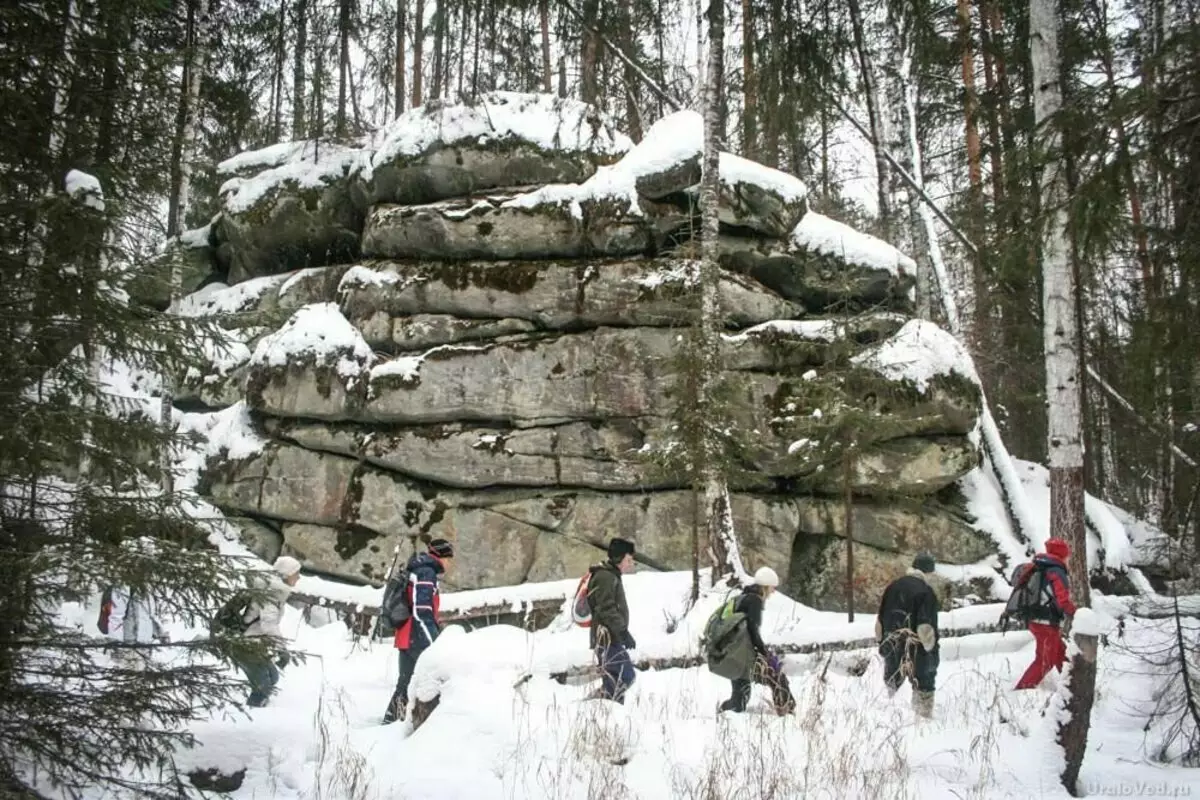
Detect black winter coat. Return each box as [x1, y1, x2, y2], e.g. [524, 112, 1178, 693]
[586, 561, 629, 649]
[734, 586, 770, 658]
[876, 572, 940, 652]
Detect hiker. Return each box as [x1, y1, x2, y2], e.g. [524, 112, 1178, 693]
[98, 586, 168, 667]
[875, 553, 940, 718]
[237, 555, 302, 707]
[383, 538, 455, 724]
[717, 566, 795, 715]
[586, 537, 638, 704]
[1014, 537, 1077, 690]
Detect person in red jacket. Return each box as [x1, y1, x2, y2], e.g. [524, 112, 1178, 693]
[1015, 537, 1077, 690]
[382, 538, 454, 724]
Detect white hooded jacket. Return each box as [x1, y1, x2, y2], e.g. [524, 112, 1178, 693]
[242, 574, 292, 638]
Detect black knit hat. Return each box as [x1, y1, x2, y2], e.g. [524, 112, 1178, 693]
[912, 553, 935, 573]
[428, 538, 454, 558]
[607, 537, 635, 563]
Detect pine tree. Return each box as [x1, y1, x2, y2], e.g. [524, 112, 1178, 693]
[0, 3, 280, 795]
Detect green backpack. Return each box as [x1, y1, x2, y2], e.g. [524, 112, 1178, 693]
[703, 597, 755, 680]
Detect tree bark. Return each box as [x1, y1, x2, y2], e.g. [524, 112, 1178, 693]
[580, 0, 600, 105]
[741, 0, 756, 159]
[699, 0, 745, 583]
[846, 0, 891, 236]
[294, 0, 308, 137]
[1031, 0, 1094, 788]
[336, 0, 351, 137]
[958, 0, 983, 198]
[393, 0, 405, 118]
[979, 0, 1005, 209]
[431, 1, 444, 101]
[411, 0, 425, 108]
[273, 0, 286, 141]
[539, 0, 552, 92]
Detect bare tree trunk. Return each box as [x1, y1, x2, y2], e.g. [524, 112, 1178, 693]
[979, 0, 1004, 208]
[540, 0, 552, 92]
[846, 0, 891, 236]
[166, 0, 195, 240]
[580, 0, 600, 105]
[273, 0, 286, 141]
[1032, 0, 1095, 789]
[899, 35, 937, 322]
[699, 0, 745, 583]
[313, 11, 326, 138]
[431, 1, 444, 101]
[393, 0, 406, 117]
[412, 0, 425, 107]
[620, 4, 642, 141]
[958, 0, 983, 197]
[843, 443, 855, 622]
[336, 0, 351, 137]
[294, 0, 308, 136]
[161, 0, 209, 494]
[741, 0, 756, 158]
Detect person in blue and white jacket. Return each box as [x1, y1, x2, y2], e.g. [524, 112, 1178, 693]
[382, 538, 454, 724]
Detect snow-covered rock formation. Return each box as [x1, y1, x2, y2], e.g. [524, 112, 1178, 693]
[161, 92, 1111, 611]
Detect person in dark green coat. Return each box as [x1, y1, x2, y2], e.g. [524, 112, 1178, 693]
[717, 566, 795, 715]
[586, 538, 637, 703]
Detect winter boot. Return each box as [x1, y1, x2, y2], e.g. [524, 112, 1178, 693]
[913, 690, 934, 719]
[382, 694, 407, 725]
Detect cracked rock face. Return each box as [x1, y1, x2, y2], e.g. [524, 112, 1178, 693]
[187, 95, 991, 609]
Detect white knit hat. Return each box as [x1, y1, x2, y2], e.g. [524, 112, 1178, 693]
[753, 566, 780, 587]
[273, 555, 302, 578]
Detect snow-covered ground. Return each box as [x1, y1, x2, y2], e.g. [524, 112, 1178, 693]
[98, 573, 1195, 800]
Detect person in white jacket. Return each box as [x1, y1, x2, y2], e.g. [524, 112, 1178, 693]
[236, 556, 301, 707]
[98, 586, 167, 667]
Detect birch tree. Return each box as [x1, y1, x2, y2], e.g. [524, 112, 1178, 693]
[1031, 0, 1096, 789]
[697, 0, 747, 584]
[294, 0, 308, 137]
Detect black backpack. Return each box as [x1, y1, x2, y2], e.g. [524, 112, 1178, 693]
[378, 570, 412, 630]
[999, 561, 1058, 631]
[211, 591, 258, 635]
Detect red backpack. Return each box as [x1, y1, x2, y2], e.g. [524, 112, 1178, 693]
[571, 572, 592, 627]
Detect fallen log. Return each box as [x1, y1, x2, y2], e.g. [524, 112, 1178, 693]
[288, 590, 566, 637]
[549, 618, 1011, 683]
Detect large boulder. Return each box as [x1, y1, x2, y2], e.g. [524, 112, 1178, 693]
[212, 141, 367, 284]
[128, 225, 219, 310]
[366, 92, 630, 206]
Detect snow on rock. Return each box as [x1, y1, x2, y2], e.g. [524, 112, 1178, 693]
[720, 150, 807, 202]
[171, 274, 290, 317]
[65, 169, 104, 211]
[368, 343, 488, 388]
[410, 625, 537, 703]
[371, 91, 632, 172]
[791, 211, 915, 277]
[726, 319, 844, 343]
[249, 302, 372, 378]
[218, 140, 367, 214]
[337, 264, 401, 293]
[1012, 458, 1137, 569]
[852, 318, 981, 392]
[200, 401, 269, 460]
[1070, 606, 1116, 637]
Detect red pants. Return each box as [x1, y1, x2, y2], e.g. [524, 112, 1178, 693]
[1016, 622, 1067, 689]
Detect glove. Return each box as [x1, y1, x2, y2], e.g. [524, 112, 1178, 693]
[275, 651, 291, 669]
[621, 630, 636, 650]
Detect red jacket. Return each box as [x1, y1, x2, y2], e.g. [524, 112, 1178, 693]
[394, 552, 444, 650]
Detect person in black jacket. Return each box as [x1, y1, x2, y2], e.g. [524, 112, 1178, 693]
[875, 553, 941, 718]
[586, 537, 637, 703]
[718, 567, 795, 715]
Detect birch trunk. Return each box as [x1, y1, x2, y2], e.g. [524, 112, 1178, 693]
[272, 0, 286, 140]
[294, 0, 308, 136]
[699, 0, 746, 584]
[393, 0, 405, 118]
[1031, 0, 1095, 788]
